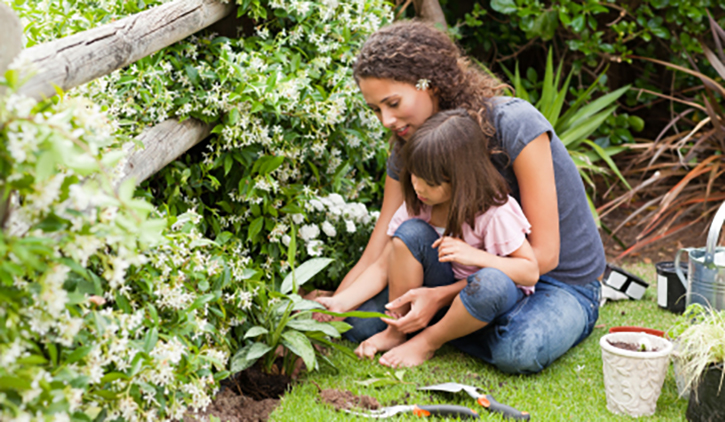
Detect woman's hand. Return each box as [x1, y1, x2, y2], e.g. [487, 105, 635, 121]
[383, 287, 442, 334]
[433, 236, 487, 267]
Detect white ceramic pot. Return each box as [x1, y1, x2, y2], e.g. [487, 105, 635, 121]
[600, 332, 673, 417]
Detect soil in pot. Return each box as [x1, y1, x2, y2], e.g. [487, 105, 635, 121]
[608, 340, 662, 352]
[686, 364, 725, 422]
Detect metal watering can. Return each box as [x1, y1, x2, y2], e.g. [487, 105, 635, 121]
[675, 200, 725, 311]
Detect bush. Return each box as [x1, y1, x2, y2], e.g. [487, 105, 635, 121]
[1, 0, 393, 420]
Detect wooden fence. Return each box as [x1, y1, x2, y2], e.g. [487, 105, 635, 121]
[5, 0, 235, 188]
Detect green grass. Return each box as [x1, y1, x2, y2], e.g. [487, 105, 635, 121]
[271, 262, 688, 421]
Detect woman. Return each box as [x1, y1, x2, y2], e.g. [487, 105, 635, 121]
[335, 20, 604, 373]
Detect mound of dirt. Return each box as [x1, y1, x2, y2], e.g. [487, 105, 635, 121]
[183, 388, 278, 422]
[319, 388, 380, 411]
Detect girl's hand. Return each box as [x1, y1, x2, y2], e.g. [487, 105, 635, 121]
[432, 236, 486, 267]
[383, 287, 442, 334]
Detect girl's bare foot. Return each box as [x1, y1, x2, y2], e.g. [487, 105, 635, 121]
[354, 326, 406, 359]
[379, 332, 437, 368]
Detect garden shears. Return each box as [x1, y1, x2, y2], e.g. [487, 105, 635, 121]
[344, 404, 479, 419]
[419, 383, 530, 420]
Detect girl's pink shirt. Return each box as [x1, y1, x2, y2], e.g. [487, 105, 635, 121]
[387, 195, 534, 294]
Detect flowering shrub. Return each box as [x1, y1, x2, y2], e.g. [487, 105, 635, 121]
[2, 0, 392, 420]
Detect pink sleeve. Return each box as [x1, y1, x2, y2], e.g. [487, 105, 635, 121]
[483, 197, 532, 257]
[387, 203, 412, 236]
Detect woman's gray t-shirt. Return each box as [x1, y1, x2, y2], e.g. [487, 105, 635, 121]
[386, 97, 606, 286]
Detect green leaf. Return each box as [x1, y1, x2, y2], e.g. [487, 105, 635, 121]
[560, 105, 618, 147]
[491, 0, 517, 14]
[244, 326, 269, 339]
[286, 319, 341, 338]
[143, 327, 159, 354]
[280, 258, 334, 294]
[100, 372, 129, 383]
[582, 140, 631, 189]
[247, 216, 264, 242]
[36, 151, 56, 182]
[65, 345, 94, 364]
[628, 115, 645, 132]
[312, 309, 391, 319]
[0, 376, 32, 390]
[281, 330, 316, 371]
[230, 342, 272, 372]
[189, 293, 216, 312]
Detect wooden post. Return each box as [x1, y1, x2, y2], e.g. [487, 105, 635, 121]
[119, 118, 212, 186]
[16, 0, 234, 100]
[1, 3, 23, 230]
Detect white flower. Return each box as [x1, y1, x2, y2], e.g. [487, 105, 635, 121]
[291, 213, 305, 224]
[321, 220, 336, 237]
[345, 220, 356, 233]
[309, 199, 325, 211]
[299, 224, 320, 241]
[281, 235, 291, 246]
[306, 239, 324, 256]
[416, 79, 430, 91]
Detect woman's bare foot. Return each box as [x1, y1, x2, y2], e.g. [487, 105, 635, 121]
[379, 332, 438, 368]
[354, 326, 407, 359]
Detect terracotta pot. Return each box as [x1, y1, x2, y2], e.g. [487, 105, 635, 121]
[686, 363, 725, 422]
[609, 326, 665, 338]
[600, 332, 673, 417]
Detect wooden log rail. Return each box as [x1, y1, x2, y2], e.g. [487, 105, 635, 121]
[10, 0, 234, 187]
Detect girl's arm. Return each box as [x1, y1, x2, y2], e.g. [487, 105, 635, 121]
[511, 133, 560, 274]
[433, 237, 539, 286]
[334, 176, 404, 294]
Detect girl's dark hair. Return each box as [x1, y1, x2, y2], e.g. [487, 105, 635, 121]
[400, 109, 509, 239]
[353, 20, 507, 140]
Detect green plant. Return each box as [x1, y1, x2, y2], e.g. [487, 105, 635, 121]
[500, 50, 638, 221]
[670, 303, 725, 393]
[598, 11, 725, 258]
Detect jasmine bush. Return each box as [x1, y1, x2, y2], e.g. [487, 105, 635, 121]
[1, 0, 392, 420]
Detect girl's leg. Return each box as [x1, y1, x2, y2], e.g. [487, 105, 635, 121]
[380, 267, 523, 367]
[344, 219, 454, 345]
[450, 276, 601, 374]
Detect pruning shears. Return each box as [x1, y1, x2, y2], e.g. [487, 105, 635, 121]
[419, 383, 530, 420]
[344, 404, 479, 419]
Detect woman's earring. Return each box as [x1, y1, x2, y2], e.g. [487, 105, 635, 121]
[416, 79, 430, 91]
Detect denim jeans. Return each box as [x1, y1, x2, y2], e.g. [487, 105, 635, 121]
[343, 218, 601, 374]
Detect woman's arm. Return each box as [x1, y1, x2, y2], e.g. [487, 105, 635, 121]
[512, 133, 560, 275]
[433, 237, 539, 286]
[335, 175, 404, 294]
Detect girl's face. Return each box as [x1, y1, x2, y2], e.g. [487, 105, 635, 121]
[411, 174, 451, 206]
[358, 77, 439, 140]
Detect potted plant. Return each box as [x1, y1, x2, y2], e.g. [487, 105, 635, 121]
[599, 331, 673, 417]
[670, 303, 725, 422]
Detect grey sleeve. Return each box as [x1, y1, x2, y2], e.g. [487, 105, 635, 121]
[493, 98, 554, 160]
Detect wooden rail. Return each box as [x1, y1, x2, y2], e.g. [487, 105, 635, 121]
[17, 0, 234, 100]
[3, 1, 234, 229]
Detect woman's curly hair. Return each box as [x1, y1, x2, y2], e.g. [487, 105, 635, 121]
[353, 20, 507, 140]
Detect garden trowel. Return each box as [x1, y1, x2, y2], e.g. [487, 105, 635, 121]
[419, 382, 530, 420]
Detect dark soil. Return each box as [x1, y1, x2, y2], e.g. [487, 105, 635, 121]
[183, 388, 278, 422]
[184, 361, 292, 422]
[608, 340, 661, 352]
[319, 388, 380, 411]
[228, 362, 292, 401]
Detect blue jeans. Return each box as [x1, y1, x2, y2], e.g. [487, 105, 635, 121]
[343, 218, 601, 374]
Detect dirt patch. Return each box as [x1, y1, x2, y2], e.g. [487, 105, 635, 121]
[608, 340, 661, 352]
[183, 388, 278, 422]
[319, 388, 380, 411]
[228, 362, 292, 401]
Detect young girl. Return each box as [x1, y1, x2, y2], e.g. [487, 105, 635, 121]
[331, 20, 604, 372]
[318, 110, 539, 362]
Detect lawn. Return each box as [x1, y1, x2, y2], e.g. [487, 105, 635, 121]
[270, 262, 689, 421]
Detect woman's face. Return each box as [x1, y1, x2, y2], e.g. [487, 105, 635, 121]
[358, 77, 439, 141]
